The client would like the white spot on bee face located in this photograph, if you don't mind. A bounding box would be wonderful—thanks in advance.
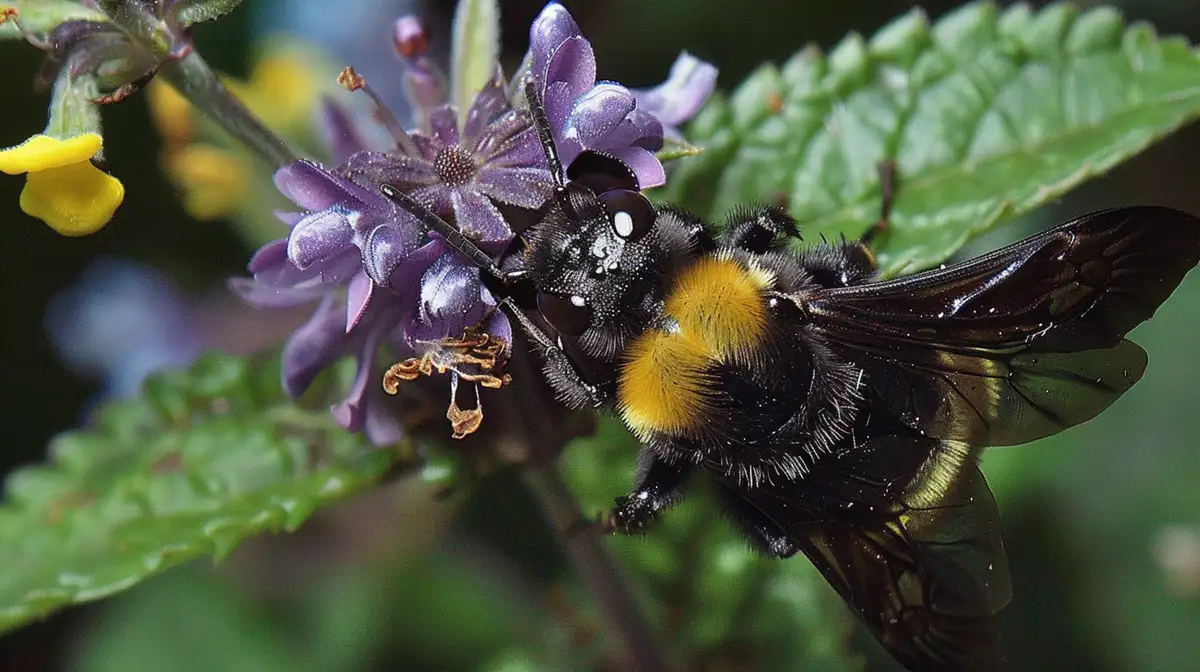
[570,295,586,307]
[614,211,634,238]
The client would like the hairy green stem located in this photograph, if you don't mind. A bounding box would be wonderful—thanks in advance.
[159,51,299,168]
[523,463,672,672]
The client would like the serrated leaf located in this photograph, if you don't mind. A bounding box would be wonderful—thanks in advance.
[450,0,500,115]
[659,2,1200,276]
[0,352,402,634]
[561,419,862,671]
[0,0,108,39]
[168,0,246,28]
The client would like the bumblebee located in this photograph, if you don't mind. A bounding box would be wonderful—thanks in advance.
[384,80,1200,672]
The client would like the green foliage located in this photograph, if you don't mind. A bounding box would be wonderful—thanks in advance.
[0,353,400,634]
[661,2,1200,275]
[0,1,109,40]
[451,0,501,114]
[6,2,1200,668]
[169,0,248,28]
[560,419,864,672]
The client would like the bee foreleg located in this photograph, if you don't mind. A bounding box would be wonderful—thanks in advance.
[606,451,692,534]
[713,483,799,558]
[501,298,613,409]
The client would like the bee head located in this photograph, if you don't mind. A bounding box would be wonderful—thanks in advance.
[514,151,675,361]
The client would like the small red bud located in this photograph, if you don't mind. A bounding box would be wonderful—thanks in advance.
[393,15,429,59]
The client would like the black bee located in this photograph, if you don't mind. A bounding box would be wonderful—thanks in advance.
[383,79,1200,672]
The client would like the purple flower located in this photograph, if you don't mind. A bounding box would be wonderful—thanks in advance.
[342,71,551,248]
[47,258,203,400]
[633,52,718,141]
[527,3,716,188]
[231,2,715,443]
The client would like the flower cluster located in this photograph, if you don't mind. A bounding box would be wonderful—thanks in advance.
[2,0,303,235]
[228,2,716,444]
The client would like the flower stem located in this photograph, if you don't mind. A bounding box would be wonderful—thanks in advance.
[159,51,299,168]
[522,463,673,672]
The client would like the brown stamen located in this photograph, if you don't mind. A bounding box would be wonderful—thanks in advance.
[382,326,512,438]
[337,66,421,157]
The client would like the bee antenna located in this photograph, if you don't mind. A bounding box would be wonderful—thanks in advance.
[523,77,575,216]
[380,184,505,280]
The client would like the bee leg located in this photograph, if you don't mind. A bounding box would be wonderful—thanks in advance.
[501,298,613,409]
[714,484,799,558]
[721,206,802,254]
[606,451,691,534]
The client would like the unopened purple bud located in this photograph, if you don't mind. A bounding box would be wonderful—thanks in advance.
[393,15,429,59]
[404,57,446,113]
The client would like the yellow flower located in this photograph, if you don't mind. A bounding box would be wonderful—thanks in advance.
[226,46,323,133]
[0,133,124,236]
[166,144,248,220]
[146,81,194,148]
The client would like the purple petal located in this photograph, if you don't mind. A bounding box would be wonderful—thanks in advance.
[346,270,373,332]
[428,106,460,148]
[248,238,289,274]
[275,159,390,218]
[566,84,636,146]
[475,115,534,164]
[545,36,596,105]
[409,253,489,343]
[581,108,664,156]
[544,80,577,137]
[407,132,443,163]
[288,209,353,270]
[462,70,509,149]
[529,2,581,86]
[476,165,554,209]
[319,97,371,165]
[275,211,305,228]
[228,277,325,308]
[451,190,511,244]
[330,316,395,435]
[281,294,349,397]
[403,56,447,116]
[409,184,454,219]
[633,52,717,131]
[485,125,546,169]
[627,109,666,151]
[342,151,437,190]
[387,237,447,295]
[362,383,404,446]
[363,224,415,286]
[608,145,666,189]
[274,160,348,211]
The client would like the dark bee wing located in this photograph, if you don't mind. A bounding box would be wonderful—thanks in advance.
[714,431,1010,672]
[804,206,1200,445]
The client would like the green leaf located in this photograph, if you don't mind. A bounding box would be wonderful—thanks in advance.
[561,419,863,671]
[0,352,402,634]
[656,135,703,162]
[168,0,246,28]
[71,568,297,672]
[660,2,1200,275]
[450,0,500,115]
[0,1,108,40]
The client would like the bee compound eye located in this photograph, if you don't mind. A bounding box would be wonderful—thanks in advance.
[537,291,592,338]
[600,189,656,242]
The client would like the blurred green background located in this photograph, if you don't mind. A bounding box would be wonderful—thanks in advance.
[2,1,1200,670]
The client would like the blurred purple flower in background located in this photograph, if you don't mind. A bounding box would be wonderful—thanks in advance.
[47,259,203,401]
[232,2,716,442]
